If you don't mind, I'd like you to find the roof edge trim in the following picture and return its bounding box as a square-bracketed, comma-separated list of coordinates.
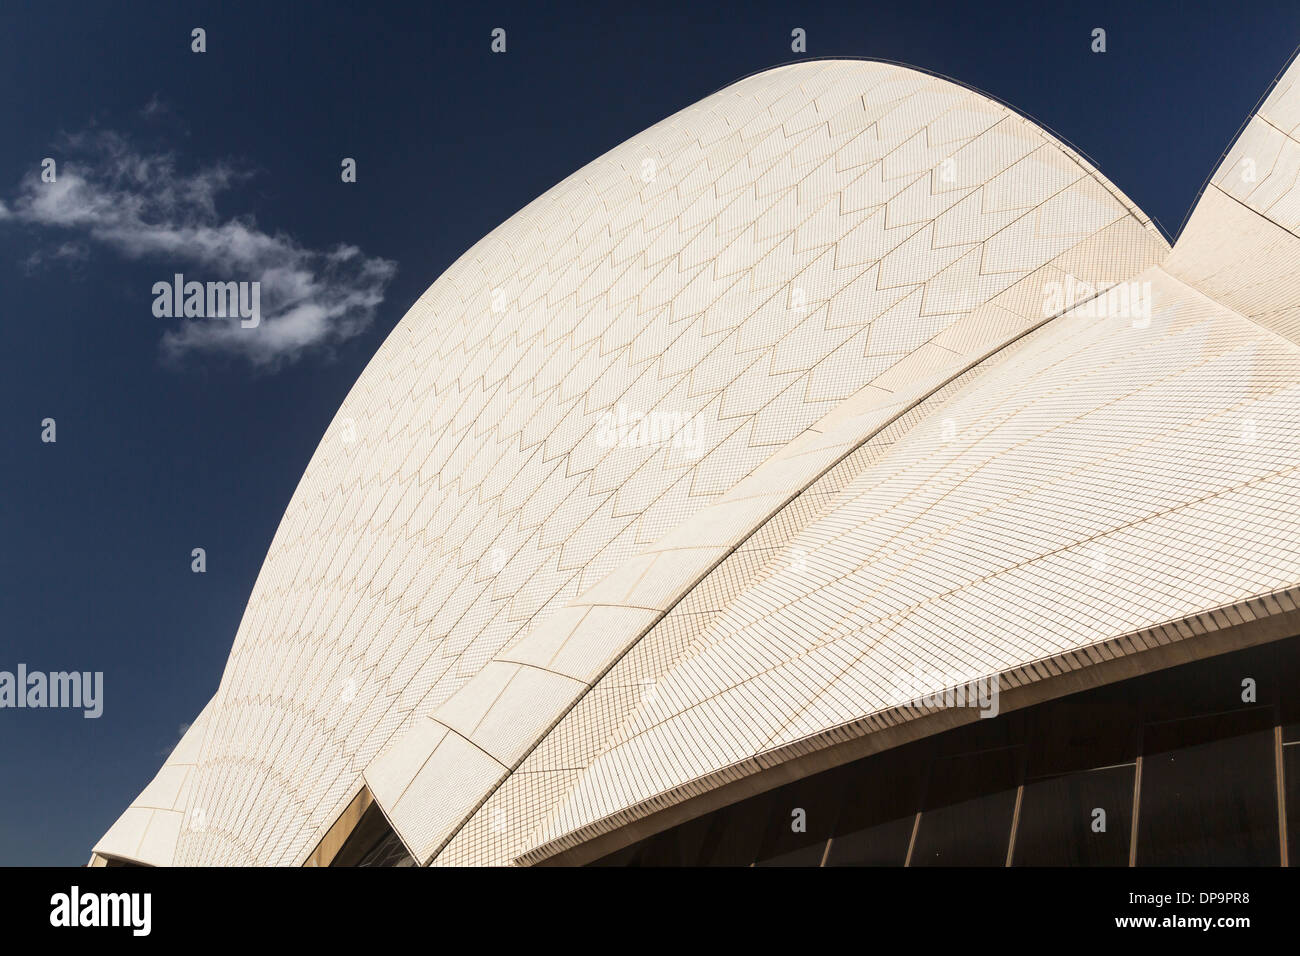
[708, 56, 1167, 243]
[521, 583, 1300, 866]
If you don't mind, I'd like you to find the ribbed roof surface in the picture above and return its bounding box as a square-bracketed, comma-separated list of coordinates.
[98, 57, 1192, 867]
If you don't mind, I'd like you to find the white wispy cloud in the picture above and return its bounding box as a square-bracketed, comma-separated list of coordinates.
[22, 240, 89, 275]
[140, 94, 169, 119]
[2, 129, 397, 367]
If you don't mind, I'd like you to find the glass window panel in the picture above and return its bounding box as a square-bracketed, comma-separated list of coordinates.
[330, 802, 404, 867]
[826, 814, 915, 866]
[1026, 686, 1139, 777]
[695, 792, 772, 866]
[754, 771, 845, 867]
[1137, 708, 1278, 866]
[356, 831, 416, 867]
[934, 710, 1022, 756]
[826, 747, 927, 867]
[1284, 744, 1300, 862]
[587, 839, 649, 867]
[1012, 765, 1134, 866]
[630, 812, 715, 866]
[1280, 631, 1300, 742]
[910, 746, 1021, 866]
[1140, 645, 1279, 725]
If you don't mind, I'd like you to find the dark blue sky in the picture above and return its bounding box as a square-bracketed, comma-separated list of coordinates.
[1, 0, 1296, 866]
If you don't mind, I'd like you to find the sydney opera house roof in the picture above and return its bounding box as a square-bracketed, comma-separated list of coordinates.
[93, 53, 1300, 867]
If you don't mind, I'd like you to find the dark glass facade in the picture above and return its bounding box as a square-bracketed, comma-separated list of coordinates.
[592, 634, 1300, 866]
[330, 802, 415, 868]
[355, 830, 416, 867]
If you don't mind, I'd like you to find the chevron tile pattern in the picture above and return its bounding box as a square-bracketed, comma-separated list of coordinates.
[424, 57, 1300, 868]
[1167, 57, 1300, 345]
[361, 71, 1167, 862]
[441, 265, 1300, 865]
[93, 703, 212, 866]
[96, 59, 1171, 867]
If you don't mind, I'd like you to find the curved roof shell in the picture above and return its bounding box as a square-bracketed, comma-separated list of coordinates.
[96, 58, 1193, 867]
